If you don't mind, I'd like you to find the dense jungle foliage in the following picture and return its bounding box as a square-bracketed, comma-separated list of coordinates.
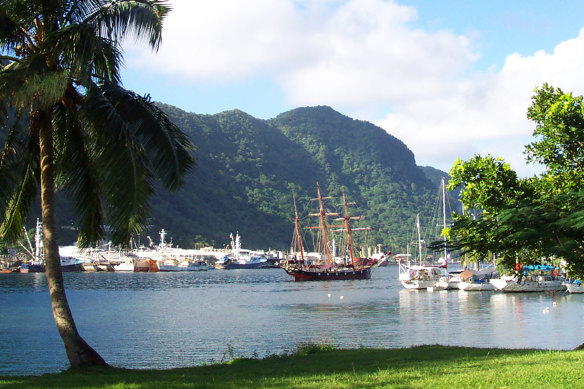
[29, 105, 454, 253]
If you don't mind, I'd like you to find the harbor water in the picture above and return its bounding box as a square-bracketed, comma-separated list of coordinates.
[2, 265, 584, 376]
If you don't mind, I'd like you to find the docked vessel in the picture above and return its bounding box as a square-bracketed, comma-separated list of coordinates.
[490, 265, 565, 292]
[159, 258, 208, 271]
[566, 280, 584, 294]
[398, 213, 448, 289]
[457, 268, 498, 291]
[283, 184, 372, 282]
[214, 233, 265, 269]
[399, 178, 453, 290]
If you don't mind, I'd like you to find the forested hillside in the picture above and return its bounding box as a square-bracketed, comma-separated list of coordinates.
[134, 104, 447, 252]
[40, 104, 450, 253]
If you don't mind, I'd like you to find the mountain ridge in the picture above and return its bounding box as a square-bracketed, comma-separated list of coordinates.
[44, 103, 450, 253]
[137, 103, 448, 251]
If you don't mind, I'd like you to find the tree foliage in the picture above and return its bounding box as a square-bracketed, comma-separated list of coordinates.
[447, 84, 584, 276]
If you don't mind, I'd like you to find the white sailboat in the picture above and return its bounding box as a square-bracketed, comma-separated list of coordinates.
[399, 214, 447, 289]
[399, 178, 451, 290]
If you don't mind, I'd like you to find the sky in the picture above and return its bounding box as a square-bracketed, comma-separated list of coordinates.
[120, 0, 584, 177]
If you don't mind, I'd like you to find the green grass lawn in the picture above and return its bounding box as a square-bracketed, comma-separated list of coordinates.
[2, 345, 584, 388]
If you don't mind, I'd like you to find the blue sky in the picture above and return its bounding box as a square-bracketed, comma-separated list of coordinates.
[120, 0, 584, 176]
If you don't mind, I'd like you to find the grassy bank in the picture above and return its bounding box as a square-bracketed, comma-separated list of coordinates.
[2, 345, 584, 388]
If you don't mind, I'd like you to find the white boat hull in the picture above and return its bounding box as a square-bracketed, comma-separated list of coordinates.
[490, 277, 566, 292]
[401, 279, 436, 290]
[114, 261, 135, 272]
[458, 281, 495, 291]
[566, 283, 584, 294]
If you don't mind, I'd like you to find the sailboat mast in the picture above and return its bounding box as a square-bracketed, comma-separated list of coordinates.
[34, 219, 43, 262]
[316, 183, 332, 266]
[441, 177, 448, 261]
[292, 192, 305, 263]
[342, 189, 356, 265]
[416, 214, 422, 266]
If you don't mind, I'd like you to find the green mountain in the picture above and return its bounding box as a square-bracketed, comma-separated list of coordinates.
[130, 104, 447, 253]
[36, 104, 451, 253]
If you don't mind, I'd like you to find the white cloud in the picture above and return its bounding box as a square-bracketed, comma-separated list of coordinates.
[377, 28, 584, 176]
[125, 1, 584, 177]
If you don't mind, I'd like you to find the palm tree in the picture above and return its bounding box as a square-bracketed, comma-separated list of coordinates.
[0, 0, 194, 367]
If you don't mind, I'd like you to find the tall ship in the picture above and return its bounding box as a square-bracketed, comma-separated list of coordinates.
[283, 183, 372, 281]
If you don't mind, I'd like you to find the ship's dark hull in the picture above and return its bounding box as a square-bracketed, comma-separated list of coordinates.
[222, 261, 263, 269]
[285, 266, 371, 281]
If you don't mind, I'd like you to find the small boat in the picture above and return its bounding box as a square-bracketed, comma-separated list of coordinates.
[0, 267, 19, 274]
[159, 258, 208, 271]
[215, 233, 265, 270]
[113, 258, 135, 272]
[20, 262, 46, 273]
[490, 265, 565, 292]
[457, 268, 498, 291]
[566, 280, 584, 294]
[399, 179, 452, 290]
[283, 184, 373, 282]
[398, 213, 448, 289]
[81, 263, 99, 272]
[221, 256, 264, 270]
[458, 279, 495, 291]
[134, 258, 159, 272]
[400, 263, 447, 289]
[490, 275, 565, 292]
[60, 256, 83, 272]
[96, 262, 115, 272]
[159, 258, 180, 271]
[435, 271, 463, 290]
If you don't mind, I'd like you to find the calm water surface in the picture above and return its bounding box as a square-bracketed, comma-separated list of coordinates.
[1, 266, 584, 376]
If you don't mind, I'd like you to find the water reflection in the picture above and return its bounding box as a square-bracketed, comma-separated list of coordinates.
[2, 266, 584, 376]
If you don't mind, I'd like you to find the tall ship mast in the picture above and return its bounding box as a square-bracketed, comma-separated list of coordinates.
[284, 183, 372, 282]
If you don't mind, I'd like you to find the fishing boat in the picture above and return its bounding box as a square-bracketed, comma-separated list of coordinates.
[490, 265, 565, 292]
[214, 233, 265, 269]
[159, 258, 208, 271]
[283, 184, 373, 281]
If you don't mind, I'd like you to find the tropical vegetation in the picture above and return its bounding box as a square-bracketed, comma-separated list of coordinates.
[445, 84, 584, 277]
[99, 104, 452, 252]
[0, 0, 193, 367]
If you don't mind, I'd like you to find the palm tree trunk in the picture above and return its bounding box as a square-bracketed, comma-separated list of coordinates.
[35, 108, 108, 367]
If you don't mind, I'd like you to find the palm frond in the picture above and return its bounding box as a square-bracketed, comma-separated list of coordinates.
[99, 81, 195, 190]
[0, 1, 36, 52]
[0, 57, 69, 110]
[53, 100, 104, 247]
[46, 22, 123, 84]
[80, 82, 155, 245]
[0, 108, 28, 209]
[86, 0, 171, 51]
[0, 121, 39, 243]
